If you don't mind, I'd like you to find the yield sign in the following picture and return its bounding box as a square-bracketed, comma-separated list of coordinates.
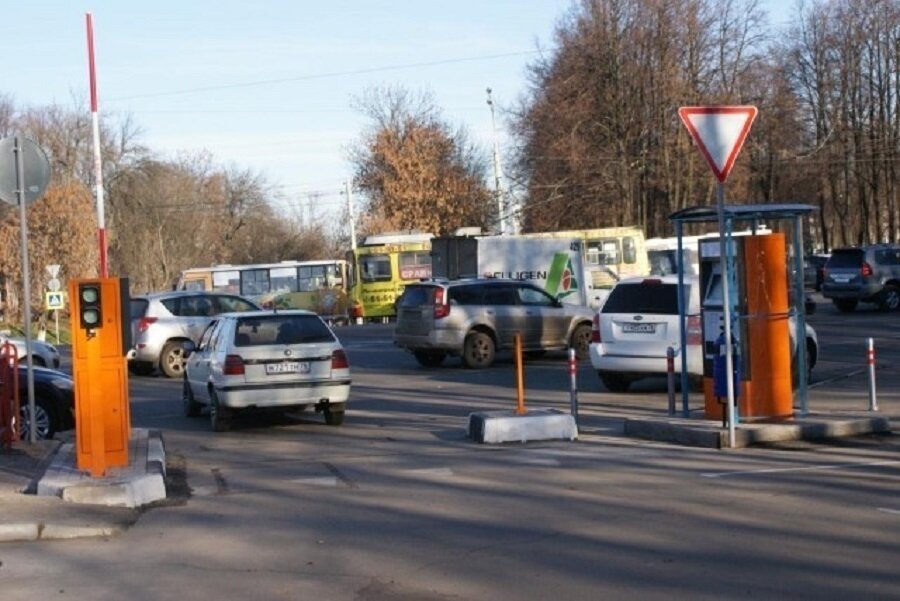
[678, 106, 757, 183]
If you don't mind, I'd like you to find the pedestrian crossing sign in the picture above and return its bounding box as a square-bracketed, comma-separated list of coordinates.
[45, 291, 66, 310]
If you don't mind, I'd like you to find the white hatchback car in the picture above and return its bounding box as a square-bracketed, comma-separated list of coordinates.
[183, 310, 351, 431]
[589, 275, 817, 392]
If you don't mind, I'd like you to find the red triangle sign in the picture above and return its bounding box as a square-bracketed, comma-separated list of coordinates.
[678, 106, 757, 183]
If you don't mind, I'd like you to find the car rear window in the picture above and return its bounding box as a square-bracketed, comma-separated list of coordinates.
[130, 299, 148, 319]
[826, 249, 864, 268]
[398, 286, 436, 308]
[234, 314, 334, 346]
[602, 282, 686, 315]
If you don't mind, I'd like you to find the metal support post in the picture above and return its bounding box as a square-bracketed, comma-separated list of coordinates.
[667, 346, 676, 416]
[568, 348, 579, 424]
[867, 338, 878, 412]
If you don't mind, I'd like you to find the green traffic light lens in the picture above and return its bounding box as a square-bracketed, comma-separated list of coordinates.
[82, 308, 100, 326]
[81, 286, 99, 303]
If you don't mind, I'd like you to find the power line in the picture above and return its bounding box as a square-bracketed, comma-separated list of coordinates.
[106, 50, 542, 102]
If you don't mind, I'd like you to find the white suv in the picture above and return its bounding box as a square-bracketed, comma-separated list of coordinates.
[589, 275, 818, 392]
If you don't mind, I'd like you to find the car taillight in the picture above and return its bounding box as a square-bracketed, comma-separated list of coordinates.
[223, 354, 245, 376]
[591, 313, 601, 343]
[331, 349, 349, 369]
[686, 315, 702, 345]
[433, 288, 450, 319]
[861, 262, 873, 277]
[137, 317, 157, 333]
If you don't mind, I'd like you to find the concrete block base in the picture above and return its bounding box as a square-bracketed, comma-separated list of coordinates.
[624, 415, 891, 449]
[37, 428, 167, 508]
[468, 409, 578, 444]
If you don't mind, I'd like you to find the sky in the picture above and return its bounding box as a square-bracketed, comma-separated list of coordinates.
[3, 1, 794, 221]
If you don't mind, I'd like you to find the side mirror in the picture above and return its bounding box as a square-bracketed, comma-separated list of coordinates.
[182, 340, 197, 357]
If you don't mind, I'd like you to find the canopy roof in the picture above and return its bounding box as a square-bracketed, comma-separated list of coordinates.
[669, 203, 817, 224]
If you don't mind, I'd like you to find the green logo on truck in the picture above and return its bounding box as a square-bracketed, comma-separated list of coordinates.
[545, 252, 579, 299]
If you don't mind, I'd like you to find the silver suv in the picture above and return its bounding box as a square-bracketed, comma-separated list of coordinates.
[822, 245, 900, 312]
[394, 279, 594, 368]
[130, 291, 260, 378]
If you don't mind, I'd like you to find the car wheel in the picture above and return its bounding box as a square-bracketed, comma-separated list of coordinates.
[413, 350, 447, 367]
[160, 341, 187, 378]
[570, 324, 592, 360]
[599, 371, 631, 393]
[19, 396, 57, 441]
[183, 377, 202, 418]
[833, 299, 857, 313]
[209, 389, 231, 432]
[323, 406, 345, 426]
[129, 361, 154, 376]
[462, 331, 495, 369]
[878, 285, 900, 311]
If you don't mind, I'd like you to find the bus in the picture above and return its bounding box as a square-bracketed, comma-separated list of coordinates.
[177, 259, 350, 322]
[523, 226, 650, 297]
[346, 232, 434, 322]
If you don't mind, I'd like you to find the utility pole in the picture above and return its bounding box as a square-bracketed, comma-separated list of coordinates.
[486, 88, 507, 236]
[345, 181, 357, 250]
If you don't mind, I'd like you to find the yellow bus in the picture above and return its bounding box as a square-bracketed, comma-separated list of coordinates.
[177, 259, 350, 323]
[346, 232, 433, 322]
[523, 226, 650, 292]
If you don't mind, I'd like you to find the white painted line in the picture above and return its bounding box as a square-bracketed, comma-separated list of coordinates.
[877, 508, 900, 516]
[191, 485, 217, 497]
[405, 467, 455, 478]
[702, 460, 900, 479]
[290, 476, 340, 487]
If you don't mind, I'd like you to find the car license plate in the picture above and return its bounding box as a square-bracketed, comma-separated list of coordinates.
[832, 275, 851, 283]
[265, 361, 310, 375]
[623, 323, 656, 334]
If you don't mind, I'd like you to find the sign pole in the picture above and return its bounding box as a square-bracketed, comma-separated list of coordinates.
[716, 182, 736, 448]
[14, 136, 37, 443]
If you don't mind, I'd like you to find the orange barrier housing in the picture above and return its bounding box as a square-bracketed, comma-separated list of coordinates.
[704, 233, 792, 421]
[70, 277, 131, 476]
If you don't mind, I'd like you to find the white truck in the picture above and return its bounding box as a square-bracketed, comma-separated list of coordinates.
[430, 235, 604, 308]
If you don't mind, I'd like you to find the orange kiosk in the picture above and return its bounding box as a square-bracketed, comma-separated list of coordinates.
[698, 234, 792, 421]
[69, 277, 131, 476]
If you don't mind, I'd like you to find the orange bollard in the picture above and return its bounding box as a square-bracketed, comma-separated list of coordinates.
[514, 333, 526, 415]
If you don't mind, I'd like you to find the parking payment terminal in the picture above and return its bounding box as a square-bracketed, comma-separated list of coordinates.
[69, 277, 132, 476]
[698, 233, 792, 421]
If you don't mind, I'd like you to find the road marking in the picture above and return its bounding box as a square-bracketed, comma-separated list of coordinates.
[877, 508, 900, 516]
[290, 476, 340, 487]
[702, 459, 900, 479]
[405, 467, 455, 478]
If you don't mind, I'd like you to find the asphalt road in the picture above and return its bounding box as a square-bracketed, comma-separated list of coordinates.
[2, 296, 897, 600]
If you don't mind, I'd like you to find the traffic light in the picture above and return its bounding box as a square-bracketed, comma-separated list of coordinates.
[78, 282, 102, 329]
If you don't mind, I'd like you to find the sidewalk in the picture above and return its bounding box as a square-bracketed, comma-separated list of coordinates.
[0, 429, 164, 542]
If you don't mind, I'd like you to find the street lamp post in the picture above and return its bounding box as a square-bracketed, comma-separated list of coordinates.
[486, 88, 507, 236]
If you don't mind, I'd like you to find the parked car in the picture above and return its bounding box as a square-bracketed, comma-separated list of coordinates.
[183, 310, 351, 432]
[9, 365, 75, 440]
[589, 275, 819, 392]
[804, 254, 830, 291]
[821, 245, 900, 312]
[393, 279, 594, 369]
[0, 335, 61, 369]
[130, 291, 261, 378]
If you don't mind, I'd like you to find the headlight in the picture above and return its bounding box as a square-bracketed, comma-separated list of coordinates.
[50, 377, 74, 391]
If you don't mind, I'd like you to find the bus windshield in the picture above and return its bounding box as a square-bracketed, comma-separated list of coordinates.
[360, 255, 392, 282]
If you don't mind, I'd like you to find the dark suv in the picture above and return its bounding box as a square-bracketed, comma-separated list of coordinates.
[393, 279, 594, 368]
[822, 245, 900, 312]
